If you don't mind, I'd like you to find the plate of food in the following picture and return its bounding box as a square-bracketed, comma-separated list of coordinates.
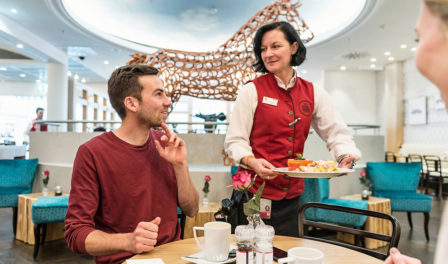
[273, 159, 354, 178]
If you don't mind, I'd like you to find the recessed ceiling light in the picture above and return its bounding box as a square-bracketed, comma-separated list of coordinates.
[400, 44, 407, 49]
[370, 58, 376, 62]
[384, 51, 390, 56]
[74, 74, 79, 80]
[104, 60, 109, 65]
[36, 80, 41, 83]
[411, 47, 417, 52]
[301, 70, 307, 74]
[0, 67, 6, 71]
[370, 64, 376, 68]
[81, 78, 86, 83]
[16, 43, 23, 49]
[19, 73, 26, 78]
[340, 66, 346, 71]
[10, 8, 17, 13]
[67, 71, 72, 76]
[388, 57, 395, 61]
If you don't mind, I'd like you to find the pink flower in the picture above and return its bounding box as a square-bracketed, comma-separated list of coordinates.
[44, 170, 50, 176]
[204, 175, 211, 182]
[360, 171, 366, 177]
[232, 170, 252, 190]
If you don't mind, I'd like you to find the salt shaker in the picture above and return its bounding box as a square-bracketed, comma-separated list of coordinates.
[235, 225, 255, 264]
[255, 225, 274, 264]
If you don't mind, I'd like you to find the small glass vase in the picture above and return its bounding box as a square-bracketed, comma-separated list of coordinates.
[361, 189, 370, 200]
[202, 193, 209, 206]
[42, 185, 49, 196]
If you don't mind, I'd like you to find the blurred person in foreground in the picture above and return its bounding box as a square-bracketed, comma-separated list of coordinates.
[65, 64, 199, 264]
[385, 0, 448, 263]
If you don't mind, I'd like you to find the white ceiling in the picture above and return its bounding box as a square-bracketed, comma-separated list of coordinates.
[0, 0, 421, 86]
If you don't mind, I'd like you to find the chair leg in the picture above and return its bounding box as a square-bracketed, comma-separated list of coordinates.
[439, 177, 443, 200]
[12, 207, 17, 236]
[33, 224, 42, 259]
[424, 212, 430, 242]
[407, 212, 413, 229]
[41, 224, 47, 245]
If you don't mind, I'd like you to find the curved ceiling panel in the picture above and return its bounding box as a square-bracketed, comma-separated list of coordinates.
[61, 0, 373, 52]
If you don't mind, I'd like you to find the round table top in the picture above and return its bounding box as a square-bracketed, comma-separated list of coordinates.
[126, 235, 383, 264]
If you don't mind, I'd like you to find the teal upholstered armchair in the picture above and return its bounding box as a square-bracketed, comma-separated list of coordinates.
[0, 159, 38, 235]
[367, 162, 432, 241]
[300, 178, 368, 228]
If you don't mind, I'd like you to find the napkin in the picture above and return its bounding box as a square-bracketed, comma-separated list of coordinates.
[126, 259, 165, 264]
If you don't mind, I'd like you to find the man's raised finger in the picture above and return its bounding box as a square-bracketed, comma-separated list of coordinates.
[160, 123, 172, 138]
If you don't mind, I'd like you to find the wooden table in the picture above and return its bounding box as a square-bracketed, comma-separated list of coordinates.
[126, 235, 383, 264]
[16, 192, 67, 245]
[338, 194, 392, 249]
[183, 202, 221, 239]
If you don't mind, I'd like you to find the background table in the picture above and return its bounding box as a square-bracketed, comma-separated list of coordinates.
[127, 235, 383, 264]
[337, 194, 392, 249]
[16, 192, 67, 245]
[183, 202, 220, 239]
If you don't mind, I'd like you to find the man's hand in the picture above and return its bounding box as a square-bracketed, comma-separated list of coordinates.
[247, 158, 279, 180]
[384, 248, 421, 264]
[127, 217, 161, 254]
[155, 123, 187, 165]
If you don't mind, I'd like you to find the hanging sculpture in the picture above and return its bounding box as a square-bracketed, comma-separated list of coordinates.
[127, 0, 313, 104]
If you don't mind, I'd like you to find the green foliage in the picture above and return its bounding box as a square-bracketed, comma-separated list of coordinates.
[243, 181, 265, 216]
[202, 181, 209, 193]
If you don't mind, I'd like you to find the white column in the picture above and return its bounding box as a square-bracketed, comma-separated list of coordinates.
[384, 62, 404, 153]
[47, 62, 68, 131]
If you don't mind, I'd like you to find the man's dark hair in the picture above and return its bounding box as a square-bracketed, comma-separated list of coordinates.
[108, 64, 159, 119]
[36, 107, 44, 113]
[252, 21, 307, 73]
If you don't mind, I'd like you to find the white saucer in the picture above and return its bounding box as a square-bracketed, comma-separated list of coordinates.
[181, 246, 236, 264]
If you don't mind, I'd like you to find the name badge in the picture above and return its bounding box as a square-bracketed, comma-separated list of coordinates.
[262, 96, 278, 106]
[259, 198, 272, 219]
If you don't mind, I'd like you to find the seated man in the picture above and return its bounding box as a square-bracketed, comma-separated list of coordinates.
[65, 64, 199, 264]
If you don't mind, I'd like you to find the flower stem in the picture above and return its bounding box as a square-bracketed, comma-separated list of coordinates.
[244, 191, 249, 202]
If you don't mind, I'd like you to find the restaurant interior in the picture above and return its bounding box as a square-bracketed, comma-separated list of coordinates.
[0, 0, 447, 263]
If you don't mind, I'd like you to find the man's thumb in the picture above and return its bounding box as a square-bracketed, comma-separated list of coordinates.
[151, 217, 161, 225]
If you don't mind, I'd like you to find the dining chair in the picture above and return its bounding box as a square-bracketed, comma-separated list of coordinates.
[367, 162, 432, 241]
[385, 151, 396, 162]
[31, 196, 69, 259]
[423, 155, 448, 199]
[298, 202, 401, 260]
[300, 178, 368, 228]
[408, 154, 425, 191]
[0, 159, 38, 236]
[177, 206, 186, 239]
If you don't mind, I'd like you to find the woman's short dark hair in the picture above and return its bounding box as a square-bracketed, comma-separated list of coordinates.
[252, 21, 307, 73]
[108, 64, 159, 119]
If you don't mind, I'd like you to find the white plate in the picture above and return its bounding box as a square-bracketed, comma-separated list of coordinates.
[181, 247, 236, 264]
[273, 167, 354, 178]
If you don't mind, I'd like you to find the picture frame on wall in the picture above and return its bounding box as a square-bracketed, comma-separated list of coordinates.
[428, 93, 448, 123]
[405, 96, 427, 125]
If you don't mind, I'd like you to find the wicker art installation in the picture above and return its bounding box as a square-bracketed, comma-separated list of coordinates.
[127, 0, 314, 104]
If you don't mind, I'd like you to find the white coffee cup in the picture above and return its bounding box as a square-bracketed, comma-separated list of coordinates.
[193, 222, 231, 262]
[278, 247, 324, 264]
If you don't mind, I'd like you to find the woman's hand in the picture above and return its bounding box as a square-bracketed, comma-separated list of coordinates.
[384, 248, 421, 264]
[337, 154, 356, 169]
[246, 158, 279, 180]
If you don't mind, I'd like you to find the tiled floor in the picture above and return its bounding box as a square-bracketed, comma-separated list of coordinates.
[0, 198, 444, 263]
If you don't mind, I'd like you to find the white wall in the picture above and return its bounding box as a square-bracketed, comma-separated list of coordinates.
[403, 58, 448, 147]
[0, 82, 46, 96]
[324, 70, 377, 125]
